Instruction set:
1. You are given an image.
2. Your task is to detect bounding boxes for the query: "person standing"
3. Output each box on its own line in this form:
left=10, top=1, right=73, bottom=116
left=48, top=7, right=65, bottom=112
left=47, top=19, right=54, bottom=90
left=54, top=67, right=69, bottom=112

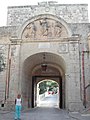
left=15, top=94, right=22, bottom=120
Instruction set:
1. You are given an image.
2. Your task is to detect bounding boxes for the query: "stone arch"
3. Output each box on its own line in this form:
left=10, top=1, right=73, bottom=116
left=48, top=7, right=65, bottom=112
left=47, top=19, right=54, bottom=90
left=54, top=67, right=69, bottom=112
left=18, top=14, right=72, bottom=39
left=37, top=79, right=59, bottom=85
left=23, top=51, right=66, bottom=75
left=21, top=52, right=66, bottom=109
left=37, top=79, right=59, bottom=107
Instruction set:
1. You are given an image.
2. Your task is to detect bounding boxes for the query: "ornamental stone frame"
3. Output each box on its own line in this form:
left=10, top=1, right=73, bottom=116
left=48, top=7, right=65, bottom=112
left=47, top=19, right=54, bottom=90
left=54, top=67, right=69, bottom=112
left=0, top=2, right=90, bottom=112
left=9, top=14, right=83, bottom=111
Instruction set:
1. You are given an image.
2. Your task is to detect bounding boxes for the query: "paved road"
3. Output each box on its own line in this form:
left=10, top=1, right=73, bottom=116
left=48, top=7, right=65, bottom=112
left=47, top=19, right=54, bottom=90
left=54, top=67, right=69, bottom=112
left=0, top=94, right=90, bottom=120
left=0, top=107, right=90, bottom=120
left=38, top=93, right=59, bottom=107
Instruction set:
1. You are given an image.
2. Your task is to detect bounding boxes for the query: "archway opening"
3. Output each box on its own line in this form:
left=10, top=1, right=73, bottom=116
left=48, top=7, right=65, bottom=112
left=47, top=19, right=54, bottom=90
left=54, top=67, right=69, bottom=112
left=21, top=52, right=66, bottom=109
left=37, top=79, right=59, bottom=108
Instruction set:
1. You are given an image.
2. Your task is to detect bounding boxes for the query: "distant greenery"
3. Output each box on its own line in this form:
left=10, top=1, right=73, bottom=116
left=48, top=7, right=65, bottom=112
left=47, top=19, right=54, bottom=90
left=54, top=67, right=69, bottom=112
left=39, top=81, right=47, bottom=94
left=39, top=80, right=58, bottom=94
left=47, top=81, right=58, bottom=88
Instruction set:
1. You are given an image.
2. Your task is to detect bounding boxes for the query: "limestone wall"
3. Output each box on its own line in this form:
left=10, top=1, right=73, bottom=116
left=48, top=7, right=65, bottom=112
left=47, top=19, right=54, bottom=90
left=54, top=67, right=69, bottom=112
left=0, top=26, right=18, bottom=38
left=0, top=45, right=9, bottom=104
left=0, top=2, right=90, bottom=111
left=7, top=2, right=88, bottom=26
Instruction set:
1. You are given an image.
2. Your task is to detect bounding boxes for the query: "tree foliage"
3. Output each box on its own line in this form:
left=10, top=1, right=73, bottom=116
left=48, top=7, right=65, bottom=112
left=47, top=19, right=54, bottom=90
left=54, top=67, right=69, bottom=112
left=39, top=80, right=58, bottom=94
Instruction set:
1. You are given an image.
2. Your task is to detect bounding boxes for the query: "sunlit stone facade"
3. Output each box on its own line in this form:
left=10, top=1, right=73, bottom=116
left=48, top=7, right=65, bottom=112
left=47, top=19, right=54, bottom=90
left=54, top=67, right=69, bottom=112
left=0, top=1, right=90, bottom=111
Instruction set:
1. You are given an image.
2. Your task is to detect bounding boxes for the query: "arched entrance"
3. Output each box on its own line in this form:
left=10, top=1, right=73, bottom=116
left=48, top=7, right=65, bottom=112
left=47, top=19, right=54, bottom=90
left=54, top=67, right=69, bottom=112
left=18, top=14, right=71, bottom=108
left=32, top=77, right=61, bottom=108
left=37, top=79, right=59, bottom=107
left=1, top=4, right=86, bottom=112
left=21, top=52, right=66, bottom=109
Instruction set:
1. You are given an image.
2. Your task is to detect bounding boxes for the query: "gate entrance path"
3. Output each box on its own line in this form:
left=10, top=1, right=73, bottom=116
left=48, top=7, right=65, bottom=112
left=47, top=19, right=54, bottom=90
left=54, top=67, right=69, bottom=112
left=0, top=107, right=90, bottom=120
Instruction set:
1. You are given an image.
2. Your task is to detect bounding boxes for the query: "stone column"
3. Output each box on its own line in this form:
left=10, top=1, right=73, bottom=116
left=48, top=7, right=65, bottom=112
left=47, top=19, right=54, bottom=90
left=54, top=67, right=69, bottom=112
left=66, top=40, right=83, bottom=111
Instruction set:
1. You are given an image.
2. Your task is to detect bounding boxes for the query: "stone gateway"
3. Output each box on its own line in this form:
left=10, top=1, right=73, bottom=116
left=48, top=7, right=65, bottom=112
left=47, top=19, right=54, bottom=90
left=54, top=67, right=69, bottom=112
left=0, top=1, right=90, bottom=112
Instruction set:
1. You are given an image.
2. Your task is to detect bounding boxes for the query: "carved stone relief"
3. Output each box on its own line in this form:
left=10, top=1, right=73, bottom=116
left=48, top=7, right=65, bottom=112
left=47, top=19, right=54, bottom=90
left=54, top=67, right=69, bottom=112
left=22, top=18, right=68, bottom=40
left=58, top=43, right=68, bottom=53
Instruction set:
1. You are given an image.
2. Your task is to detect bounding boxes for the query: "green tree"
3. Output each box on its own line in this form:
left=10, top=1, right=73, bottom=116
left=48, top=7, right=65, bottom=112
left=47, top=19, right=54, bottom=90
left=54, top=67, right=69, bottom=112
left=39, top=81, right=47, bottom=94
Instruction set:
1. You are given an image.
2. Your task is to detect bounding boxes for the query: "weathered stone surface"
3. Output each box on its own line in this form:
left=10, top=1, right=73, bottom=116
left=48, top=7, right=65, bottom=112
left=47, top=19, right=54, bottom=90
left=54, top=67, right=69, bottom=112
left=0, top=2, right=90, bottom=112
left=7, top=3, right=89, bottom=26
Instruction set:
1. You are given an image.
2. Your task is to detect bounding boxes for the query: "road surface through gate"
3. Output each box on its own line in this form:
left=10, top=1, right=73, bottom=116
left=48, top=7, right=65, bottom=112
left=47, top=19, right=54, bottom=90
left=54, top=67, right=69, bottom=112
left=0, top=107, right=90, bottom=120
left=0, top=93, right=90, bottom=120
